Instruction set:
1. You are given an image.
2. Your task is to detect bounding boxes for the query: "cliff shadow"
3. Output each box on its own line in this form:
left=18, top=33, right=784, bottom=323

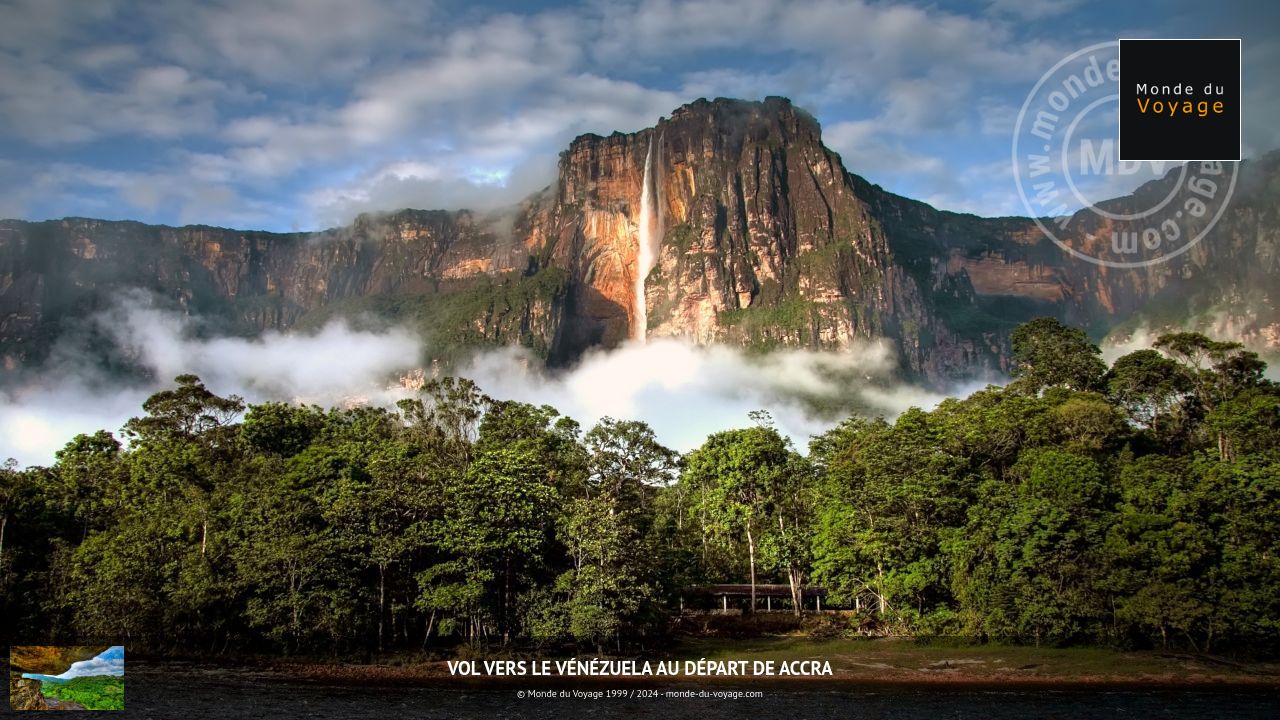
left=548, top=281, right=631, bottom=367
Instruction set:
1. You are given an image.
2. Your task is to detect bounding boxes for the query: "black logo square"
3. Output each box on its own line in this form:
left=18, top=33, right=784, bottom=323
left=1119, top=39, right=1241, bottom=161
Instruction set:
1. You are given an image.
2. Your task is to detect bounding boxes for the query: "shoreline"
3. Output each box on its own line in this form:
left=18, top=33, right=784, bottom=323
left=128, top=637, right=1280, bottom=691
left=122, top=632, right=1280, bottom=691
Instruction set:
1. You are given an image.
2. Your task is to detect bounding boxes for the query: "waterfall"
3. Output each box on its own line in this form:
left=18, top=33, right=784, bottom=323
left=634, top=135, right=662, bottom=341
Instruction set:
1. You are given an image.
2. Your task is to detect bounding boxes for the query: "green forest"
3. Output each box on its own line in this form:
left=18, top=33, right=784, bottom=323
left=0, top=318, right=1277, bottom=657
left=40, top=675, right=125, bottom=711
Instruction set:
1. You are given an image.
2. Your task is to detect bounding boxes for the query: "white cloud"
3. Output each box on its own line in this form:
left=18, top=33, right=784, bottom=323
left=70, top=44, right=141, bottom=72
left=459, top=338, right=910, bottom=452
left=906, top=159, right=1024, bottom=217
left=154, top=0, right=435, bottom=85
left=0, top=292, right=954, bottom=465
left=0, top=0, right=1271, bottom=232
left=0, top=0, right=119, bottom=59
left=986, top=0, right=1082, bottom=21
left=17, top=163, right=282, bottom=229
left=305, top=154, right=559, bottom=225
left=56, top=650, right=125, bottom=679
left=878, top=78, right=974, bottom=135
left=0, top=294, right=426, bottom=464
left=977, top=98, right=1019, bottom=137
left=97, top=294, right=424, bottom=401
left=824, top=119, right=956, bottom=192
left=297, top=69, right=681, bottom=222
left=22, top=646, right=126, bottom=680
left=0, top=58, right=256, bottom=145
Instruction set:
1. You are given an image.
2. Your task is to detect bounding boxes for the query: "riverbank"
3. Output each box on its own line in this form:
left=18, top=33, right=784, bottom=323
left=98, top=659, right=1280, bottom=720
left=244, top=638, right=1280, bottom=689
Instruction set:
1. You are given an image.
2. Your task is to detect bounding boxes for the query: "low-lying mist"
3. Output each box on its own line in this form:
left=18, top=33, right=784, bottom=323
left=1, top=294, right=970, bottom=467
left=1102, top=318, right=1280, bottom=380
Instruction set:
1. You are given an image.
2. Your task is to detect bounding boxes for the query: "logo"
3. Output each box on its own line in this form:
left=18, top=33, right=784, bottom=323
left=1119, top=39, right=1241, bottom=161
left=1012, top=41, right=1238, bottom=268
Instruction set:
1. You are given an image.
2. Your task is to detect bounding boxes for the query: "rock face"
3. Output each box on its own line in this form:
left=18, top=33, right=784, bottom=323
left=1, top=96, right=1277, bottom=387
left=10, top=677, right=46, bottom=710
left=527, top=98, right=999, bottom=381
left=9, top=645, right=108, bottom=711
left=0, top=209, right=568, bottom=377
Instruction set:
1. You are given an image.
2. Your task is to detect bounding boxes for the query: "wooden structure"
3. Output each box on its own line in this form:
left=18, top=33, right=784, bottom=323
left=685, top=584, right=828, bottom=612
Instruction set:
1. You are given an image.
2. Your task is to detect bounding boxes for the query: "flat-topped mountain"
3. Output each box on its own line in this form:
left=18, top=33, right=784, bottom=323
left=1, top=97, right=1276, bottom=386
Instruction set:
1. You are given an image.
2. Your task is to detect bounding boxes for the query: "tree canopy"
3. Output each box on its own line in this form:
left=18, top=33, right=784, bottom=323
left=1, top=319, right=1277, bottom=657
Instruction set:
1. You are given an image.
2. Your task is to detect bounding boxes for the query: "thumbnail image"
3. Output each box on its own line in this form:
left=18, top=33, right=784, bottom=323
left=10, top=646, right=124, bottom=711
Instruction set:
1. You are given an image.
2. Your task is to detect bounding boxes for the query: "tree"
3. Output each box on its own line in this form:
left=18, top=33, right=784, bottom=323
left=397, top=376, right=488, bottom=466
left=50, top=431, right=126, bottom=542
left=65, top=513, right=172, bottom=644
left=0, top=459, right=19, bottom=567
left=1153, top=332, right=1264, bottom=411
left=1102, top=455, right=1212, bottom=649
left=124, top=374, right=244, bottom=443
left=932, top=388, right=1056, bottom=480
left=240, top=403, right=325, bottom=458
left=1107, top=349, right=1191, bottom=431
left=523, top=418, right=675, bottom=647
left=538, top=496, right=655, bottom=650
left=812, top=410, right=968, bottom=628
left=123, top=375, right=245, bottom=558
left=1189, top=455, right=1280, bottom=652
left=232, top=449, right=355, bottom=652
left=420, top=439, right=558, bottom=645
left=683, top=423, right=800, bottom=614
left=583, top=418, right=678, bottom=509
left=1154, top=333, right=1273, bottom=457
left=953, top=449, right=1109, bottom=645
left=6, top=322, right=1279, bottom=658
left=1050, top=392, right=1128, bottom=453
left=323, top=438, right=438, bottom=652
left=761, top=449, right=814, bottom=617
left=1154, top=332, right=1240, bottom=373
left=1010, top=317, right=1107, bottom=393
left=1205, top=389, right=1280, bottom=462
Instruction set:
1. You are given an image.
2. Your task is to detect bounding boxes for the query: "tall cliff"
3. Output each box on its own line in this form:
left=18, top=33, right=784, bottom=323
left=506, top=97, right=1001, bottom=381
left=1, top=97, right=1277, bottom=387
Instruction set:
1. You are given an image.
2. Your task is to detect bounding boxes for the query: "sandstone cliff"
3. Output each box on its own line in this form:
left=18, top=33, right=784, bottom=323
left=1, top=97, right=1276, bottom=387
left=524, top=97, right=1004, bottom=382
left=9, top=645, right=109, bottom=711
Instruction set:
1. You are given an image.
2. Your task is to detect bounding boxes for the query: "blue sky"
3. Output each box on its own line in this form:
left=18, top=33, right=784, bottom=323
left=22, top=646, right=125, bottom=680
left=1, top=0, right=1276, bottom=232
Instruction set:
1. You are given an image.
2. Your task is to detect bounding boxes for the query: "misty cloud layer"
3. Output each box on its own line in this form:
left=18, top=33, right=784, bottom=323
left=0, top=294, right=955, bottom=466
left=1102, top=321, right=1280, bottom=380
left=1, top=295, right=423, bottom=466
left=12, top=296, right=1272, bottom=467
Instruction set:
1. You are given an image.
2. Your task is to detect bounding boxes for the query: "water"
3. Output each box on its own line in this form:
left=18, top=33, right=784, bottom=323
left=11, top=663, right=1275, bottom=719
left=634, top=135, right=662, bottom=341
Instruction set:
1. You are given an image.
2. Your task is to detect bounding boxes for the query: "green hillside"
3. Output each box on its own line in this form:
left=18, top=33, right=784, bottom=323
left=40, top=675, right=124, bottom=711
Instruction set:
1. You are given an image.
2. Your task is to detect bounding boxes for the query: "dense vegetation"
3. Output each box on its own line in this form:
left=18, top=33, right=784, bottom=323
left=292, top=266, right=571, bottom=363
left=39, top=675, right=125, bottom=710
left=0, top=319, right=1276, bottom=657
